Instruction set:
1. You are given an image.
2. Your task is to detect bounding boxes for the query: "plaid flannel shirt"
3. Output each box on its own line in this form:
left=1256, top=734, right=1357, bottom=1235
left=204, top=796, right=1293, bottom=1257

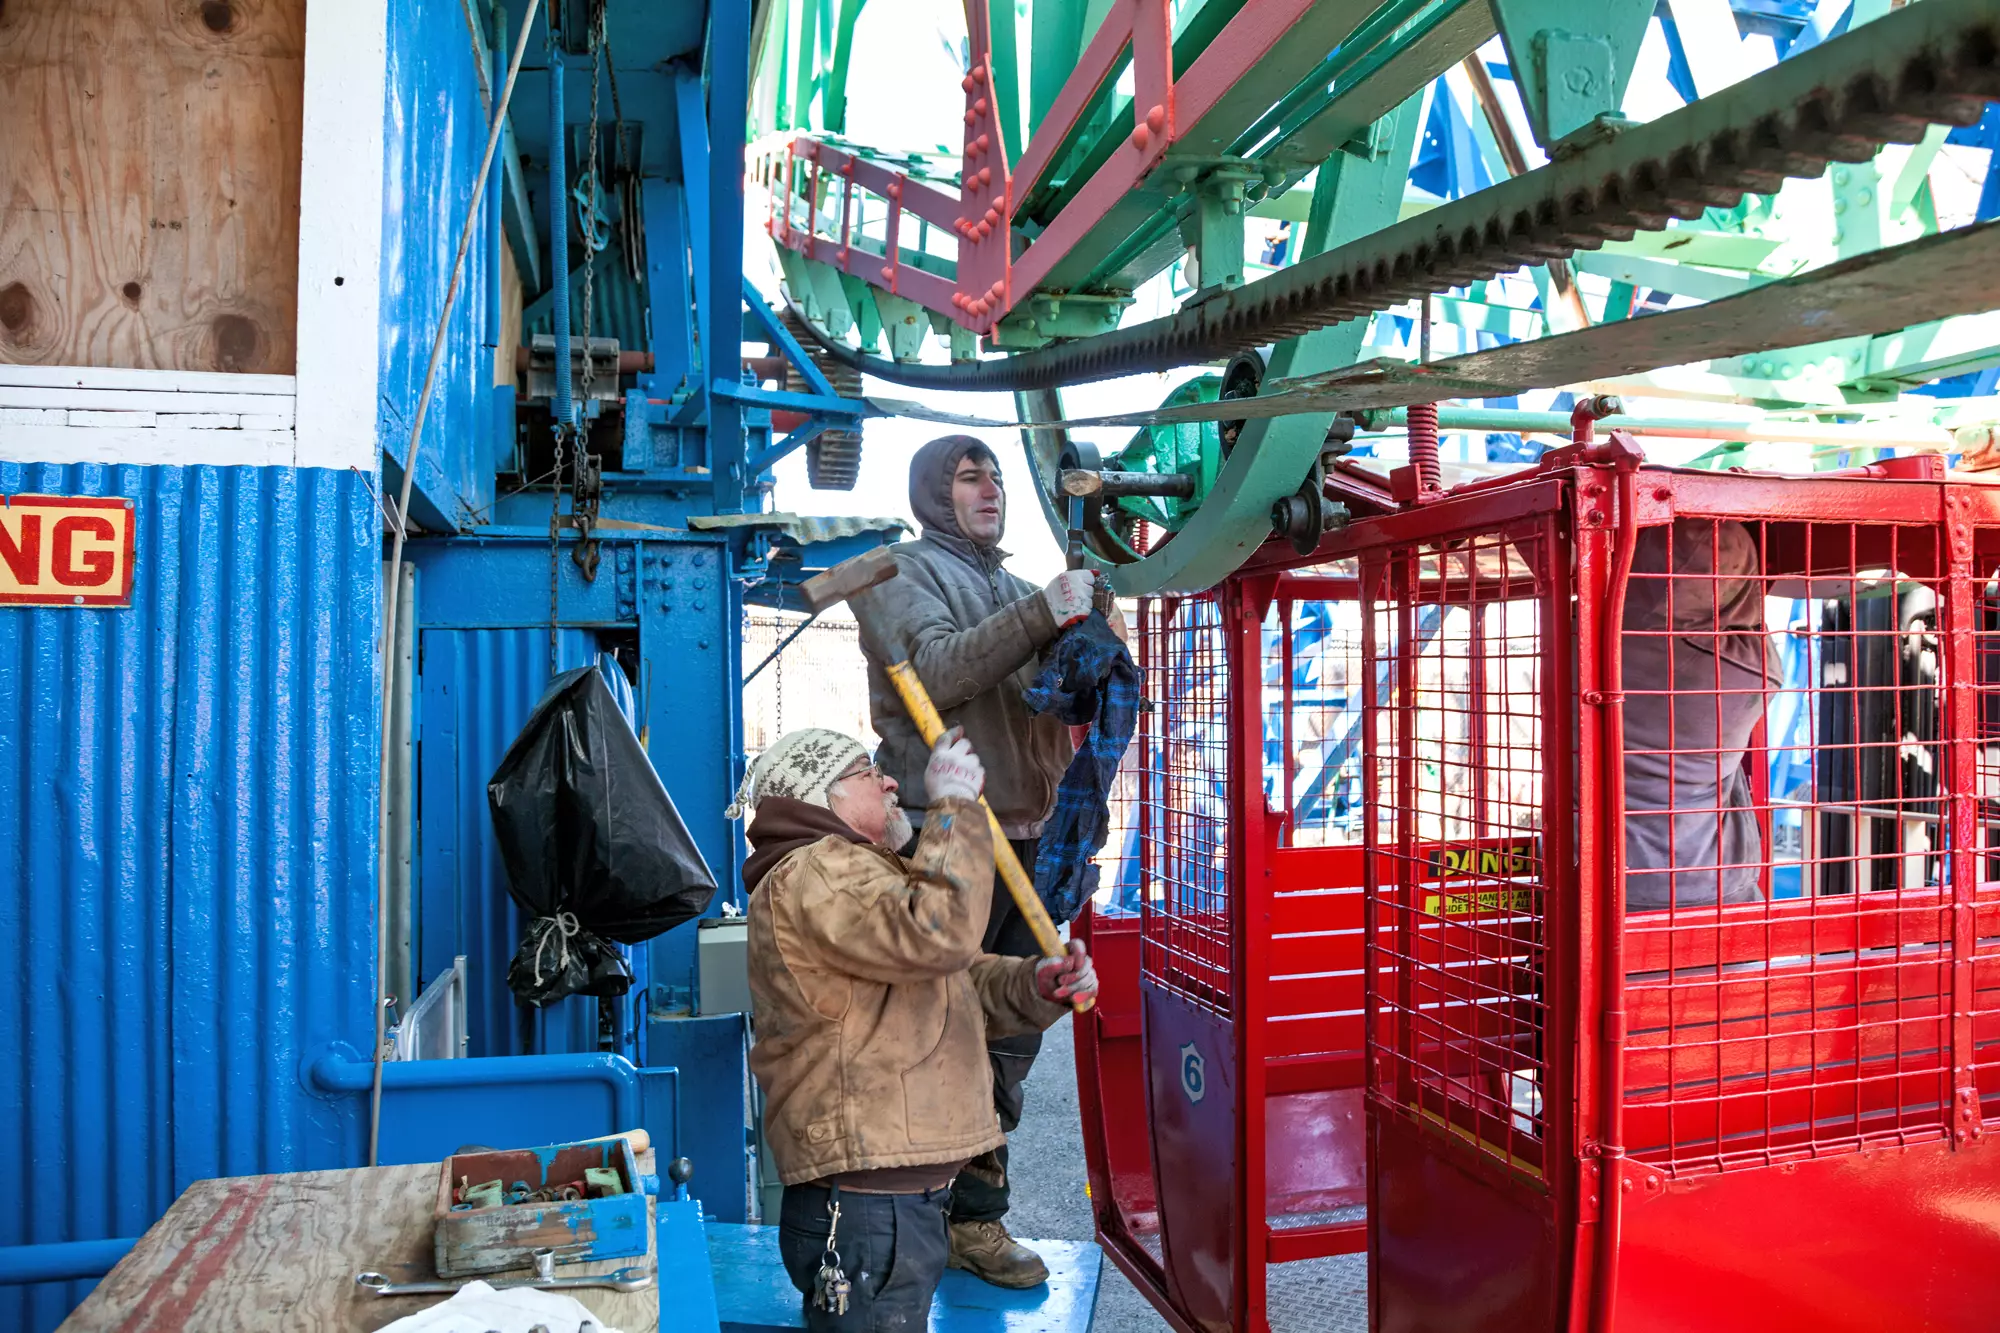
left=1022, top=611, right=1141, bottom=923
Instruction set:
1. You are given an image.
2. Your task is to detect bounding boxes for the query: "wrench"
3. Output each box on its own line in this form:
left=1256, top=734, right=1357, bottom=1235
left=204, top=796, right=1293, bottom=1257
left=354, top=1267, right=654, bottom=1296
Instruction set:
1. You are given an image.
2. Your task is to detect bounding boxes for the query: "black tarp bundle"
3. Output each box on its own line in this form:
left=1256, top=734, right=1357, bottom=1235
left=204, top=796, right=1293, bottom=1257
left=488, top=666, right=717, bottom=1006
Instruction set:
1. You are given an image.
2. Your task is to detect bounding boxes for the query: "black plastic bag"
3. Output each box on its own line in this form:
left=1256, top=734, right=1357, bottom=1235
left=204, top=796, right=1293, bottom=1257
left=488, top=666, right=717, bottom=1006
left=506, top=919, right=634, bottom=1008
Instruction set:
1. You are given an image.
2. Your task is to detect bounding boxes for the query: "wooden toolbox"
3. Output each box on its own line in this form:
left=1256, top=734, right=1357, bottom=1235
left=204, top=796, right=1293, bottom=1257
left=434, top=1137, right=650, bottom=1277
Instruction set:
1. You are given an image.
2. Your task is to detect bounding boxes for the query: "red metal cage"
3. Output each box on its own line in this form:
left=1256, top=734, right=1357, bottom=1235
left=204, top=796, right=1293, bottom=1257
left=1351, top=443, right=2000, bottom=1332
left=1076, top=440, right=2000, bottom=1333
left=1077, top=580, right=1377, bottom=1333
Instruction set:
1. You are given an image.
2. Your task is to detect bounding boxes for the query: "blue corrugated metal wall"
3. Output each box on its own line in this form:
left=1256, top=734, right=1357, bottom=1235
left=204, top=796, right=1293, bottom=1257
left=379, top=0, right=499, bottom=529
left=0, top=462, right=378, bottom=1331
left=418, top=628, right=648, bottom=1059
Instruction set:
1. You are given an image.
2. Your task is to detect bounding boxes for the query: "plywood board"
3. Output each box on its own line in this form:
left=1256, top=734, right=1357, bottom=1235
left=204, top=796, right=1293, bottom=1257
left=58, top=1161, right=661, bottom=1333
left=0, top=0, right=305, bottom=373
left=497, top=238, right=521, bottom=388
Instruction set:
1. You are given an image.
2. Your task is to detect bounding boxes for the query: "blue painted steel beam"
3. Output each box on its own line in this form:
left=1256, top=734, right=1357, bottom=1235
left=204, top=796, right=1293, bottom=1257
left=637, top=541, right=744, bottom=948
left=493, top=2, right=541, bottom=291
left=403, top=537, right=632, bottom=627
left=742, top=279, right=837, bottom=399
left=703, top=5, right=750, bottom=513
left=674, top=68, right=713, bottom=367
left=712, top=380, right=862, bottom=417
left=748, top=419, right=827, bottom=474
left=641, top=178, right=695, bottom=395
left=547, top=28, right=576, bottom=432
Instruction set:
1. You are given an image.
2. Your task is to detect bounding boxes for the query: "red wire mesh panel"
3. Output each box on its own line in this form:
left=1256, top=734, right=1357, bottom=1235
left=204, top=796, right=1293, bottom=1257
left=1266, top=573, right=1368, bottom=849
left=1138, top=594, right=1233, bottom=1015
left=1617, top=518, right=1970, bottom=1171
left=1365, top=522, right=1555, bottom=1181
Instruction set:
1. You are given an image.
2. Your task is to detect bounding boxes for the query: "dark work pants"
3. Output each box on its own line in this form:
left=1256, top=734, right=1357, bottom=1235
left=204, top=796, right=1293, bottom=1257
left=778, top=1183, right=950, bottom=1333
left=949, top=836, right=1043, bottom=1225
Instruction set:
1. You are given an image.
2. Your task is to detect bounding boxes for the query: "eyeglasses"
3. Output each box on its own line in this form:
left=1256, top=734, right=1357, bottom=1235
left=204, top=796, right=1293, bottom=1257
left=831, top=761, right=884, bottom=787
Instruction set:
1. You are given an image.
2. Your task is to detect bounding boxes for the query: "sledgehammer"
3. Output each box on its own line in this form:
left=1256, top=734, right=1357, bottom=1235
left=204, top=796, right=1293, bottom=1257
left=800, top=546, right=1092, bottom=1013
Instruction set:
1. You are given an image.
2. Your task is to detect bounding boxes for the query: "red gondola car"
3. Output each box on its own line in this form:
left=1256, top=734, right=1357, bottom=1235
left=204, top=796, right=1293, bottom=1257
left=1076, top=437, right=2000, bottom=1332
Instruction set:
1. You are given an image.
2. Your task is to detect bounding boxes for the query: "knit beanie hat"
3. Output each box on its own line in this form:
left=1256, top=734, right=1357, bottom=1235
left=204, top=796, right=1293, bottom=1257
left=724, top=728, right=869, bottom=821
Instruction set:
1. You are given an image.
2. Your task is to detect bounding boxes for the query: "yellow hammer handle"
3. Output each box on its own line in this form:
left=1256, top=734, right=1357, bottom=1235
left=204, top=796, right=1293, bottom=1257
left=886, top=660, right=1093, bottom=1014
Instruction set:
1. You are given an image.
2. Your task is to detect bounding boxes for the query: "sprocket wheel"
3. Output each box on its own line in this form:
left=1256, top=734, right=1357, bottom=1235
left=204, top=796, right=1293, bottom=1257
left=780, top=310, right=864, bottom=490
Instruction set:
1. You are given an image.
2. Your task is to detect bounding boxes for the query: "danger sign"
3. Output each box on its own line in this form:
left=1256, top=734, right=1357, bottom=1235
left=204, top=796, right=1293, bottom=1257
left=0, top=495, right=135, bottom=608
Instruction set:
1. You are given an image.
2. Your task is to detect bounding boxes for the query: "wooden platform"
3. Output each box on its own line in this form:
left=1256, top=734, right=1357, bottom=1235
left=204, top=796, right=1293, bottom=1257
left=58, top=1160, right=660, bottom=1333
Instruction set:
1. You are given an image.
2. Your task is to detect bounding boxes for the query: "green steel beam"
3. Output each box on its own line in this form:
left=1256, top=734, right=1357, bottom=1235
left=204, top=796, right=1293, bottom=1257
left=1489, top=0, right=1654, bottom=147
left=1056, top=0, right=1493, bottom=296
left=1569, top=250, right=1759, bottom=303
left=1104, top=96, right=1424, bottom=597
left=1028, top=0, right=1093, bottom=142
left=1597, top=228, right=1783, bottom=272
left=1059, top=0, right=1461, bottom=294
left=1262, top=0, right=1491, bottom=172
left=822, top=0, right=869, bottom=133
left=988, top=0, right=1026, bottom=166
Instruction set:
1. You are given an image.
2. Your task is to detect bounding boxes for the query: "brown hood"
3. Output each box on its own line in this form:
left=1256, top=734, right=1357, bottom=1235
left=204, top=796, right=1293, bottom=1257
left=743, top=796, right=871, bottom=892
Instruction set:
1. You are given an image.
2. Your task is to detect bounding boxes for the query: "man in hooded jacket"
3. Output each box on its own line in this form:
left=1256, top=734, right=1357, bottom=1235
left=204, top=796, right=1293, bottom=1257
left=735, top=725, right=1097, bottom=1331
left=849, top=434, right=1098, bottom=1287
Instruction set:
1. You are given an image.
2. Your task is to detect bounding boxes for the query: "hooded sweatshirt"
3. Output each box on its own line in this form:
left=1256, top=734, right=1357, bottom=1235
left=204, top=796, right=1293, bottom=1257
left=851, top=435, right=1073, bottom=838
left=743, top=796, right=869, bottom=892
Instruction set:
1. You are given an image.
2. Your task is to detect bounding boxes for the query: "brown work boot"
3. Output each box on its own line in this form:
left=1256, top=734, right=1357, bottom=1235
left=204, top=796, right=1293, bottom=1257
left=948, top=1220, right=1050, bottom=1289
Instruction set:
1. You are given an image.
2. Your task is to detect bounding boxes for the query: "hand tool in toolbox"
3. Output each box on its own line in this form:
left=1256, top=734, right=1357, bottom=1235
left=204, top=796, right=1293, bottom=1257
left=432, top=1133, right=657, bottom=1278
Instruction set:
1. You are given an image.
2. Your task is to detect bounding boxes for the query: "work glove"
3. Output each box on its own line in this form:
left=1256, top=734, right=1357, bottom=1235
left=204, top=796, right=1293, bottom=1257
left=1035, top=939, right=1098, bottom=1005
left=1042, top=569, right=1096, bottom=628
left=924, top=726, right=985, bottom=803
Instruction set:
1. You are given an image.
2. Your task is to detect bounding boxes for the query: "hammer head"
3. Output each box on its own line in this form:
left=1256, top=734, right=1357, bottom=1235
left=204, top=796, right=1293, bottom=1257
left=800, top=545, right=900, bottom=614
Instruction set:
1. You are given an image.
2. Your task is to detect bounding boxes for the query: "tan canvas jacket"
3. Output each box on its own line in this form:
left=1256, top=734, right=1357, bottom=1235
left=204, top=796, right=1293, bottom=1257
left=746, top=797, right=1066, bottom=1185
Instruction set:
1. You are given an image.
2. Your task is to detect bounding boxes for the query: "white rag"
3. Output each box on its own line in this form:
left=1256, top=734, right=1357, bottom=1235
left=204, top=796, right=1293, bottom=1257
left=371, top=1280, right=626, bottom=1333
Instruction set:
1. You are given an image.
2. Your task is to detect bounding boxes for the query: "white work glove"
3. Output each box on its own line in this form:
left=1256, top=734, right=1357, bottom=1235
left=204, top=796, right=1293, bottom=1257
left=1035, top=940, right=1098, bottom=1005
left=1043, top=569, right=1097, bottom=628
left=924, top=726, right=985, bottom=803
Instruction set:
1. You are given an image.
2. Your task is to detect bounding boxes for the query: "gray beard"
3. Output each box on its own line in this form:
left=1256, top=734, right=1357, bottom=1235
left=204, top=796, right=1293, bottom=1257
left=882, top=806, right=914, bottom=851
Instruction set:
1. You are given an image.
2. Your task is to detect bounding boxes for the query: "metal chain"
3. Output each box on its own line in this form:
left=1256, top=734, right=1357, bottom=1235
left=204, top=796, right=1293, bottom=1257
left=578, top=0, right=605, bottom=407
left=549, top=0, right=610, bottom=677
left=549, top=416, right=566, bottom=678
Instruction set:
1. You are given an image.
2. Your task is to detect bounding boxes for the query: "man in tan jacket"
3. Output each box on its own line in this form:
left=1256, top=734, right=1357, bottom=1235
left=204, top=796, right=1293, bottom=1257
left=733, top=726, right=1096, bottom=1331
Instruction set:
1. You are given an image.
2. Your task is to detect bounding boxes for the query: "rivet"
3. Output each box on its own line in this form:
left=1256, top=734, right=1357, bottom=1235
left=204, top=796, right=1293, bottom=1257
left=1131, top=124, right=1150, bottom=151
left=1146, top=104, right=1165, bottom=134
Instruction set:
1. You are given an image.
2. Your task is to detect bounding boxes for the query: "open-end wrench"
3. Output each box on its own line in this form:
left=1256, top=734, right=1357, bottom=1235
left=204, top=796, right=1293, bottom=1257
left=354, top=1267, right=653, bottom=1296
